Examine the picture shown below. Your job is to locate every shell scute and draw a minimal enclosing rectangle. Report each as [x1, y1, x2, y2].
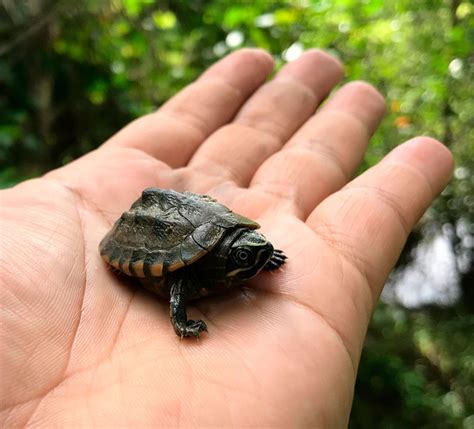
[99, 188, 261, 279]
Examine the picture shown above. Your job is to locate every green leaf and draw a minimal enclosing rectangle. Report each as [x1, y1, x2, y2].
[274, 8, 300, 25]
[122, 0, 151, 17]
[152, 11, 177, 30]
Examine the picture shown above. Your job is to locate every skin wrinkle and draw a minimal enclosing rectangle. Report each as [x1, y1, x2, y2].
[198, 49, 274, 86]
[47, 147, 168, 223]
[250, 182, 305, 218]
[293, 138, 352, 183]
[256, 288, 357, 376]
[252, 180, 298, 202]
[117, 346, 127, 425]
[233, 124, 283, 157]
[1, 276, 45, 323]
[2, 400, 41, 428]
[311, 220, 376, 306]
[189, 374, 257, 398]
[163, 59, 267, 122]
[175, 397, 182, 429]
[252, 147, 348, 219]
[1, 205, 81, 416]
[340, 254, 374, 328]
[383, 159, 438, 198]
[51, 196, 87, 355]
[1, 217, 73, 260]
[236, 113, 292, 144]
[175, 339, 199, 425]
[29, 347, 126, 409]
[51, 354, 128, 401]
[114, 113, 206, 166]
[224, 122, 283, 153]
[189, 125, 282, 186]
[160, 103, 211, 138]
[104, 145, 172, 174]
[196, 76, 245, 103]
[3, 209, 71, 231]
[50, 144, 168, 180]
[319, 109, 371, 142]
[15, 256, 80, 378]
[193, 305, 267, 405]
[213, 122, 283, 157]
[192, 155, 243, 186]
[1, 290, 36, 324]
[108, 289, 136, 358]
[161, 82, 241, 137]
[192, 304, 233, 332]
[20, 189, 87, 427]
[321, 81, 387, 134]
[150, 110, 209, 144]
[273, 76, 327, 101]
[275, 240, 372, 356]
[340, 185, 413, 236]
[236, 84, 315, 130]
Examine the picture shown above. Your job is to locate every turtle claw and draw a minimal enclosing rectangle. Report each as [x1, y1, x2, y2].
[177, 319, 208, 338]
[264, 249, 287, 271]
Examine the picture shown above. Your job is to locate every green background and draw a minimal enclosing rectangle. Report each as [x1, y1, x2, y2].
[1, 1, 473, 427]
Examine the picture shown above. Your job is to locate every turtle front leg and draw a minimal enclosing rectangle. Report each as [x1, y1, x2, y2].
[169, 279, 208, 338]
[264, 249, 287, 270]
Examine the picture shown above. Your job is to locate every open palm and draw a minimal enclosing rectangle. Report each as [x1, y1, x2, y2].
[1, 49, 452, 427]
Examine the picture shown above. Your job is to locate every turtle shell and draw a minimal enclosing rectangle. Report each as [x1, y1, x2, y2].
[99, 188, 259, 278]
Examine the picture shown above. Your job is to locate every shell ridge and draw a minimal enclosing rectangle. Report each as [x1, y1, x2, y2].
[191, 234, 207, 250]
[177, 205, 198, 228]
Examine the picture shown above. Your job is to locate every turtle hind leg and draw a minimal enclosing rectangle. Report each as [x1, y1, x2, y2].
[264, 249, 287, 271]
[169, 279, 208, 338]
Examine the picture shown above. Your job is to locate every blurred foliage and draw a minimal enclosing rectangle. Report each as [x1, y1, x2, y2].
[352, 303, 474, 428]
[0, 0, 473, 426]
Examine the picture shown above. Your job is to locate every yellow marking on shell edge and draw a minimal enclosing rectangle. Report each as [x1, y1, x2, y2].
[183, 251, 205, 266]
[133, 261, 145, 278]
[149, 263, 163, 276]
[110, 260, 120, 270]
[102, 254, 110, 263]
[121, 260, 131, 276]
[168, 260, 185, 272]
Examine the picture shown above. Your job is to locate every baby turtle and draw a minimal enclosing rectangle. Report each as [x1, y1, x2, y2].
[99, 188, 286, 337]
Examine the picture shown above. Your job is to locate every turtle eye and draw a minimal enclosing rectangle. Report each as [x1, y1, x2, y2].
[232, 247, 253, 266]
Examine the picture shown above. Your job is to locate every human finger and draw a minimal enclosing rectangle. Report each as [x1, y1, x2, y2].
[188, 49, 344, 185]
[249, 81, 386, 218]
[307, 137, 453, 300]
[104, 49, 274, 167]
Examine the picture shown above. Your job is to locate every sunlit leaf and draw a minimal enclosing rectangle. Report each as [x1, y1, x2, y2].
[152, 11, 177, 30]
[122, 0, 152, 17]
[274, 8, 300, 25]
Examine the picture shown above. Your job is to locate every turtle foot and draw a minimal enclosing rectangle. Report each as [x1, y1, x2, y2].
[176, 319, 208, 338]
[264, 249, 287, 271]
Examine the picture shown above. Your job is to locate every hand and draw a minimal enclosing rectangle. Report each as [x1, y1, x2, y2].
[0, 49, 452, 427]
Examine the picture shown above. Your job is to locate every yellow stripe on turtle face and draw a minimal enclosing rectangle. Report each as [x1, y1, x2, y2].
[132, 261, 145, 278]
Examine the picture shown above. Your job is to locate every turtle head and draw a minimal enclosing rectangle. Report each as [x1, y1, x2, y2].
[225, 230, 273, 281]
